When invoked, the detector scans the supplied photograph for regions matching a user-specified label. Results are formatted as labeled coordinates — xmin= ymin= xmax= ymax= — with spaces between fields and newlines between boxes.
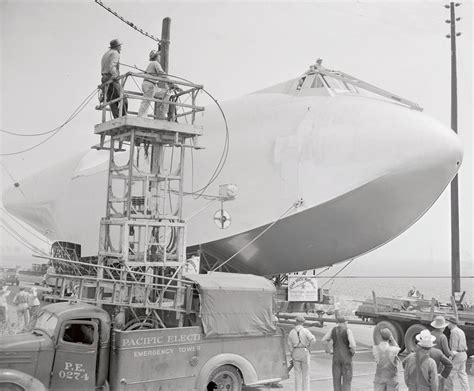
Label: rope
xmin=211 ymin=199 xmax=304 ymax=272
xmin=0 ymin=219 xmax=49 ymax=256
xmin=321 ymin=259 xmax=355 ymax=288
xmin=0 ymin=88 xmax=98 ymax=156
xmin=0 ymin=208 xmax=51 ymax=246
xmin=94 ymin=0 xmax=161 ymax=44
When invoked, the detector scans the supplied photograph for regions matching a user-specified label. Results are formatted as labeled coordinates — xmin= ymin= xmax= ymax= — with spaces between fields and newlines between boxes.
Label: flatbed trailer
xmin=354 ymin=292 xmax=474 ymax=375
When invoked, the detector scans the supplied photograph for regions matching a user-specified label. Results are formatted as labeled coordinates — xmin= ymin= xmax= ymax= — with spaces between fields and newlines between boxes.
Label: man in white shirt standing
xmin=287 ymin=314 xmax=316 ymax=391
xmin=445 ymin=316 xmax=470 ymax=391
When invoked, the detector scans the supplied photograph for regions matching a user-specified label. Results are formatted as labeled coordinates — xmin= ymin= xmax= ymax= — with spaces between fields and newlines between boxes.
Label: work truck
xmin=0 ymin=273 xmax=289 ymax=390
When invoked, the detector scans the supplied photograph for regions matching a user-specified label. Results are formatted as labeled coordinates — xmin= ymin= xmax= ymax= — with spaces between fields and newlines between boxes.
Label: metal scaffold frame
xmin=42 ymin=73 xmax=204 ymax=329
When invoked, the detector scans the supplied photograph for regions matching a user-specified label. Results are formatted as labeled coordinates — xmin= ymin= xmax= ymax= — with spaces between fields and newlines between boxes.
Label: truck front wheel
xmin=207 ymin=365 xmax=243 ymax=391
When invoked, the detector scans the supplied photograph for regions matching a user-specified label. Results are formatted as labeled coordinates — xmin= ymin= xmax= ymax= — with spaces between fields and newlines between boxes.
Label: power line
xmin=94 ymin=0 xmax=161 ymax=44
xmin=0 ymin=88 xmax=97 ymax=156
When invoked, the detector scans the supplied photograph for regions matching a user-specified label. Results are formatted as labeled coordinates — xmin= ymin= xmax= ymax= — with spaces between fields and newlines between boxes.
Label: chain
xmin=95 ymin=0 xmax=161 ymax=44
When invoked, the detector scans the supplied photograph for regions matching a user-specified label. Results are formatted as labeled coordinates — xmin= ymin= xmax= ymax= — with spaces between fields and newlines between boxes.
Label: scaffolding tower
xmin=44 ymin=71 xmax=205 ymax=329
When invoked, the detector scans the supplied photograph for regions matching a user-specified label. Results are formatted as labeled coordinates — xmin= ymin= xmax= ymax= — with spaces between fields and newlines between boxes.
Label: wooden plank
xmin=94 ymin=115 xmax=202 ymax=137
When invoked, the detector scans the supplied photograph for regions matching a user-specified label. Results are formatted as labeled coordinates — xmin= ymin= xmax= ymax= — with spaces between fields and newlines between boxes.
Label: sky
xmin=0 ymin=1 xmax=472 ymax=280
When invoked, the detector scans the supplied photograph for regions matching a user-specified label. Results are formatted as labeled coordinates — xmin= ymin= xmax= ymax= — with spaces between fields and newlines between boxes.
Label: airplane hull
xmin=3 ymin=75 xmax=463 ymax=275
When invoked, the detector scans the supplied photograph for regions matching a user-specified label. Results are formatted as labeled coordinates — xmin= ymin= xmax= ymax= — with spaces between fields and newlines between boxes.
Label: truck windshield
xmin=33 ymin=311 xmax=58 ymax=337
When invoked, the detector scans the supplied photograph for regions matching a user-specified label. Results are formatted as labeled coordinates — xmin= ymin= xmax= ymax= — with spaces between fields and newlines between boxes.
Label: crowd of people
xmin=0 ymin=285 xmax=40 ymax=331
xmin=288 ymin=314 xmax=470 ymax=391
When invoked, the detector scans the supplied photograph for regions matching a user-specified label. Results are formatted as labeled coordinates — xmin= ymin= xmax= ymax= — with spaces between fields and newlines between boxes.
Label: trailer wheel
xmin=207 ymin=365 xmax=242 ymax=391
xmin=404 ymin=324 xmax=427 ymax=353
xmin=373 ymin=320 xmax=405 ymax=350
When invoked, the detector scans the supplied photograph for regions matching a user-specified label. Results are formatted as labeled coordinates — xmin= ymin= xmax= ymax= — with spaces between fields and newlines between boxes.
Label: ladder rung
xmin=99 ymin=251 xmax=122 ymax=258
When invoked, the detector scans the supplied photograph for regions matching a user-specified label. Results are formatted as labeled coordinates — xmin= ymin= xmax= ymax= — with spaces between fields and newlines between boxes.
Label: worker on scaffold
xmin=101 ymin=39 xmax=128 ymax=118
xmin=138 ymin=48 xmax=171 ymax=120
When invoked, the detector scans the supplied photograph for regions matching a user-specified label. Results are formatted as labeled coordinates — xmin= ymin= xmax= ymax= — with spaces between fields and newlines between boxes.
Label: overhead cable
xmin=0 ymin=88 xmax=98 ymax=156
xmin=94 ymin=0 xmax=161 ymax=44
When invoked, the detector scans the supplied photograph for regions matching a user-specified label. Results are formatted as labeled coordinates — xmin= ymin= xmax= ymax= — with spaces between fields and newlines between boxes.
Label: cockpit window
xmin=321 ymin=76 xmax=357 ymax=93
xmin=33 ymin=311 xmax=58 ymax=337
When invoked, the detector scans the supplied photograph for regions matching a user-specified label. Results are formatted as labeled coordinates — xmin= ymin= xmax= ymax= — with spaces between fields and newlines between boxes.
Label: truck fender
xmin=0 ymin=368 xmax=47 ymax=391
xmin=195 ymin=353 xmax=257 ymax=390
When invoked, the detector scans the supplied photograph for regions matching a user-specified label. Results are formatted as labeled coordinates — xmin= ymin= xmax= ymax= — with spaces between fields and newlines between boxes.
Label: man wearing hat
xmin=137 ymin=48 xmax=170 ymax=119
xmin=322 ymin=315 xmax=357 ymax=391
xmin=373 ymin=328 xmax=401 ymax=390
xmin=445 ymin=317 xmax=469 ymax=391
xmin=101 ymin=39 xmax=128 ymax=118
xmin=431 ymin=316 xmax=453 ymax=358
xmin=403 ymin=330 xmax=439 ymax=391
xmin=287 ymin=314 xmax=316 ymax=391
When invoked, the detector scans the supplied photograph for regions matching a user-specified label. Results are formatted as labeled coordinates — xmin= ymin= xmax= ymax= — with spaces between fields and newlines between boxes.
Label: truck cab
xmin=0 ymin=272 xmax=289 ymax=390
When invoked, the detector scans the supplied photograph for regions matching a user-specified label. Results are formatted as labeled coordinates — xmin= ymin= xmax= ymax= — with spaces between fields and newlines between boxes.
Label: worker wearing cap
xmin=137 ymin=49 xmax=170 ymax=119
xmin=322 ymin=315 xmax=357 ymax=391
xmin=101 ymin=39 xmax=128 ymax=118
xmin=287 ymin=314 xmax=316 ymax=391
xmin=445 ymin=317 xmax=469 ymax=391
xmin=373 ymin=328 xmax=400 ymax=391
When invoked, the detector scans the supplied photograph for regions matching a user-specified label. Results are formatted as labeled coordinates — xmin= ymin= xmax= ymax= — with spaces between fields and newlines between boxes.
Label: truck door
xmin=50 ymin=319 xmax=99 ymax=390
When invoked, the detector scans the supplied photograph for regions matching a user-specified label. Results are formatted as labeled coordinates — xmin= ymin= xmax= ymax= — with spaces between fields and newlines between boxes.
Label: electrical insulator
xmin=455 ymin=2 xmax=461 ymax=6
xmin=456 ymin=17 xmax=461 ymax=21
xmin=445 ymin=19 xmax=451 ymax=23
xmin=446 ymin=34 xmax=451 ymax=38
xmin=444 ymin=4 xmax=450 ymax=8
xmin=456 ymin=32 xmax=462 ymax=36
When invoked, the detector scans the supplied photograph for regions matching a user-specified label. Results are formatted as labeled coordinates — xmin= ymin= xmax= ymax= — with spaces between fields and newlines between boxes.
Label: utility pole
xmin=445 ymin=2 xmax=462 ymax=297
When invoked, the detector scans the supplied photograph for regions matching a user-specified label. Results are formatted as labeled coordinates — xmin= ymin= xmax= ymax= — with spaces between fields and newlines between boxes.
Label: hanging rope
xmin=94 ymin=0 xmax=161 ymax=44
xmin=211 ymin=199 xmax=304 ymax=272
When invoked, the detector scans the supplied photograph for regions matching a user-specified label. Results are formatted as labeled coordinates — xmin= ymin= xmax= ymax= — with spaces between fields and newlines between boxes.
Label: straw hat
xmin=431 ymin=315 xmax=448 ymax=329
xmin=447 ymin=316 xmax=459 ymax=325
xmin=416 ymin=330 xmax=436 ymax=348
xmin=295 ymin=315 xmax=305 ymax=324
xmin=336 ymin=315 xmax=346 ymax=323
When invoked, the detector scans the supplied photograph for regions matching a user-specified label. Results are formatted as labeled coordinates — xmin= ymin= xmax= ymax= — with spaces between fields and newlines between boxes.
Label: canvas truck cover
xmin=186 ymin=272 xmax=277 ymax=338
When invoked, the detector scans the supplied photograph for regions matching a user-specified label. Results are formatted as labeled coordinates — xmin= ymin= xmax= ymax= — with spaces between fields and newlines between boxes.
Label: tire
xmin=373 ymin=320 xmax=405 ymax=350
xmin=207 ymin=365 xmax=242 ymax=391
xmin=404 ymin=324 xmax=427 ymax=353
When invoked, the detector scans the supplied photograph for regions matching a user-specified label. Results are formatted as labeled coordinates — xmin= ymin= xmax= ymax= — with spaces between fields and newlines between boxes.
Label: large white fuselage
xmin=3 ymin=75 xmax=463 ymax=275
